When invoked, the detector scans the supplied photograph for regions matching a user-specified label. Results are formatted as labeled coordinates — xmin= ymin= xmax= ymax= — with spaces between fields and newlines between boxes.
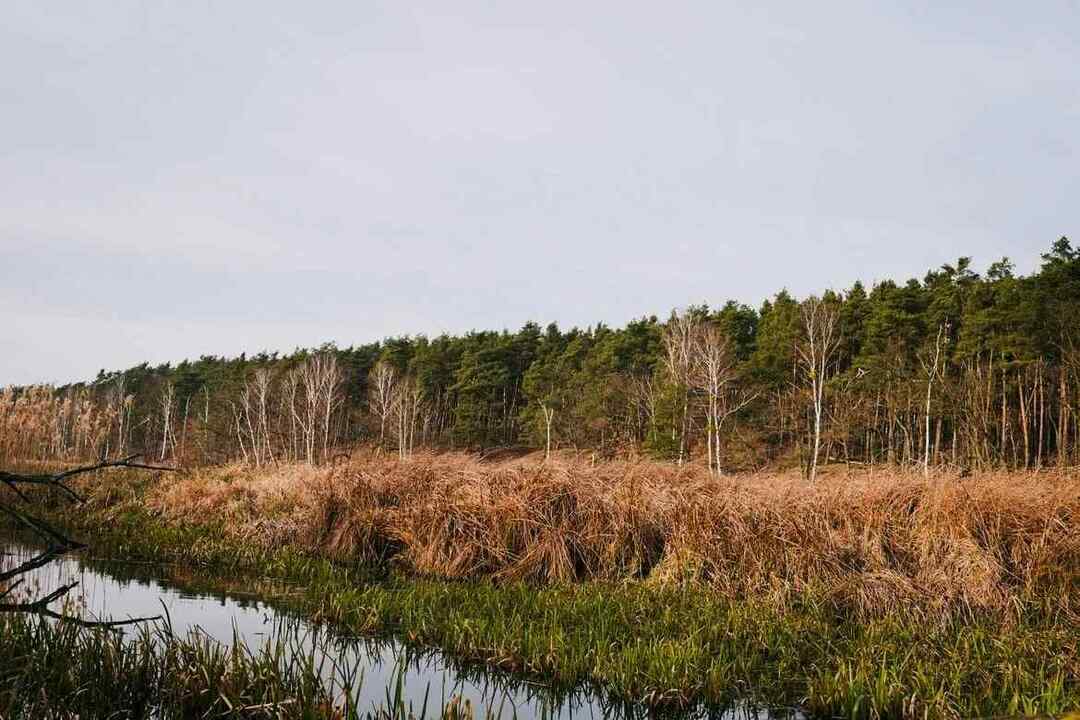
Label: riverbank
xmin=10 ymin=453 xmax=1080 ymax=718
xmin=112 ymin=452 xmax=1080 ymax=617
xmin=1 ymin=532 xmax=617 ymax=720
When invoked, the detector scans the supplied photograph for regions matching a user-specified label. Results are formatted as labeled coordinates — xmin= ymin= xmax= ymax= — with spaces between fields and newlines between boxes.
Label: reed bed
xmin=12 ymin=461 xmax=1080 ymax=719
xmin=0 ymin=611 xmax=504 ymax=720
xmin=80 ymin=451 xmax=1080 ymax=618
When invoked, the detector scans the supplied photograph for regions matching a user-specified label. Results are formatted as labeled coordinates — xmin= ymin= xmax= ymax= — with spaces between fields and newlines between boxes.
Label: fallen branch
xmin=0 ymin=454 xmax=177 ymax=504
xmin=0 ymin=454 xmax=174 ymax=627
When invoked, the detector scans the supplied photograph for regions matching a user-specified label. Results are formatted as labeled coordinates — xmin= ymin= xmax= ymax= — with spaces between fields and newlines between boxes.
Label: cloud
xmin=2 ymin=0 xmax=1076 ymax=383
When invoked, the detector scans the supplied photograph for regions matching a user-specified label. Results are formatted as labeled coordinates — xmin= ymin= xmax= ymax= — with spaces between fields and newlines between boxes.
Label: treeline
xmin=3 ymin=238 xmax=1079 ymax=474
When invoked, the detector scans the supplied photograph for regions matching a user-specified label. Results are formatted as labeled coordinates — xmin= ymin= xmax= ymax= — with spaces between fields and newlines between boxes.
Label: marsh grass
xmin=83 ymin=452 xmax=1080 ymax=619
xmin=8 ymin=453 xmax=1080 ymax=718
xmin=0 ymin=609 xmax=544 ymax=720
xmin=1 ymin=611 xmax=350 ymax=718
xmin=22 ymin=504 xmax=1080 ymax=719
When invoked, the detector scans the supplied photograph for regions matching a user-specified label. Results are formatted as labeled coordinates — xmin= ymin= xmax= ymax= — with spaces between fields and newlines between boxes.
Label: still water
xmin=1 ymin=535 xmax=794 ymax=720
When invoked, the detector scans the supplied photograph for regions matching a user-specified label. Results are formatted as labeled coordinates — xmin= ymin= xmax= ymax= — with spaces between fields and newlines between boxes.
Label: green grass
xmin=14 ymin=502 xmax=1080 ymax=719
xmin=0 ymin=610 xmax=510 ymax=719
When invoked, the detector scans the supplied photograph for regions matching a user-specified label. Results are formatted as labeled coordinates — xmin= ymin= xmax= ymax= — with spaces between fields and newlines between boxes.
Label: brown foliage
xmin=96 ymin=451 xmax=1080 ymax=618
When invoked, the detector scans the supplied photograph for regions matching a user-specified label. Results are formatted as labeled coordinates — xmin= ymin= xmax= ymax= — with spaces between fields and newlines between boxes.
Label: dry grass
xmin=97 ymin=451 xmax=1080 ymax=618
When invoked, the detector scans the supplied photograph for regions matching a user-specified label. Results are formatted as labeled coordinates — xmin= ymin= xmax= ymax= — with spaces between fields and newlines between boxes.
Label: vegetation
xmin=0 ymin=610 xmax=509 ymax=719
xmin=1 ymin=455 xmax=173 ymax=623
xmin=6 ymin=455 xmax=1074 ymax=718
xmin=4 ymin=555 xmax=1077 ymax=720
xmin=3 ymin=239 xmax=1080 ymax=473
xmin=3 ymin=240 xmax=1079 ymax=718
xmin=65 ymin=453 xmax=1080 ymax=619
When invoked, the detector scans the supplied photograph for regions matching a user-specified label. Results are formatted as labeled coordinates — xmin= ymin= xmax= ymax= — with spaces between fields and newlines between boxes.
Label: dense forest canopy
xmin=3 ymin=238 xmax=1079 ymax=473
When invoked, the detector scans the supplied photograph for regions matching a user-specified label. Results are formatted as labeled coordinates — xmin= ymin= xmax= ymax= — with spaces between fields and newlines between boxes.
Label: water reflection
xmin=1 ymin=536 xmax=798 ymax=720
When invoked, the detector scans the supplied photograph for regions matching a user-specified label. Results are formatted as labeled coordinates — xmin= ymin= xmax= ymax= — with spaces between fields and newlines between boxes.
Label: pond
xmin=0 ymin=534 xmax=796 ymax=720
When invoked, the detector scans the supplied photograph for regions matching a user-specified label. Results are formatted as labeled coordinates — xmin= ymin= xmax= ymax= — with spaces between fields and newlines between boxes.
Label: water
xmin=1 ymin=535 xmax=794 ymax=719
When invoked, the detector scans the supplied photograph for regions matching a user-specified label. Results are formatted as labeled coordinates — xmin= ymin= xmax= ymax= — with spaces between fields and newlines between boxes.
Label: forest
xmin=4 ymin=240 xmax=1080 ymax=719
xmin=4 ymin=237 xmax=1079 ymax=475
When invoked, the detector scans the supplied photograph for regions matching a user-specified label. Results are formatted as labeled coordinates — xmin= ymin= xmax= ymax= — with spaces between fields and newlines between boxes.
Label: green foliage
xmin=18 ymin=238 xmax=1080 ymax=468
xmin=749 ymin=290 xmax=800 ymax=386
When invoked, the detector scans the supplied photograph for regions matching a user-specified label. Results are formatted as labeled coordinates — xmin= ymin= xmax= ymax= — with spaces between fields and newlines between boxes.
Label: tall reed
xmin=76 ymin=451 xmax=1080 ymax=618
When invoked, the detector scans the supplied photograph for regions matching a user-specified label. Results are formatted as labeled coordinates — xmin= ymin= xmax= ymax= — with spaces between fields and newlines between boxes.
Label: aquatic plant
xmin=0 ymin=611 xmax=521 ymax=720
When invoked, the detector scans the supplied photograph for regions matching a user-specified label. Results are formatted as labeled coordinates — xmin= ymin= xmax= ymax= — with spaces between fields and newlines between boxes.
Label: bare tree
xmin=662 ymin=309 xmax=701 ymax=466
xmin=796 ymin=297 xmax=841 ymax=483
xmin=318 ymin=355 xmax=344 ymax=461
xmin=238 ymin=380 xmax=261 ymax=467
xmin=920 ymin=322 xmax=949 ymax=477
xmin=393 ymin=375 xmax=424 ymax=459
xmin=691 ymin=324 xmax=757 ymax=475
xmin=253 ymin=368 xmax=276 ymax=466
xmin=369 ymin=360 xmax=397 ymax=448
xmin=298 ymin=352 xmax=344 ymax=464
xmin=539 ymin=400 xmax=556 ymax=460
xmin=158 ymin=382 xmax=175 ymax=462
xmin=300 ymin=360 xmax=320 ymax=464
xmin=230 ymin=400 xmax=250 ymax=466
xmin=627 ymin=372 xmax=662 ymax=448
xmin=281 ymin=368 xmax=301 ymax=463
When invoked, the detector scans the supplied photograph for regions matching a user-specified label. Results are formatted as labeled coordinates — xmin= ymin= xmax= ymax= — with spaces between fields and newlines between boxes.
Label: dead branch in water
xmin=0 ymin=454 xmax=175 ymax=625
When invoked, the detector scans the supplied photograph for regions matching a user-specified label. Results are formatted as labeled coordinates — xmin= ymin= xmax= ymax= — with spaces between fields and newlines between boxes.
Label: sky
xmin=2 ymin=1 xmax=1077 ymax=386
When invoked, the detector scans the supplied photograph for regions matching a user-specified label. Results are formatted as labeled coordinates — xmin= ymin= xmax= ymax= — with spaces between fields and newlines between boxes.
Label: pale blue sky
xmin=2 ymin=1 xmax=1077 ymax=385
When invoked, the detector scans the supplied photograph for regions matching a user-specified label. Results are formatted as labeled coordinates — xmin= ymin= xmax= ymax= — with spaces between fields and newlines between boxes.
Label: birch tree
xmin=318 ymin=354 xmax=344 ymax=461
xmin=539 ymin=400 xmax=555 ymax=460
xmin=281 ymin=368 xmax=301 ymax=463
xmin=369 ymin=360 xmax=397 ymax=448
xmin=691 ymin=324 xmax=757 ymax=475
xmin=300 ymin=360 xmax=321 ymax=464
xmin=796 ymin=296 xmax=840 ymax=482
xmin=300 ymin=352 xmax=344 ymax=464
xmin=662 ymin=309 xmax=701 ymax=465
xmin=393 ymin=374 xmax=424 ymax=459
xmin=238 ymin=380 xmax=261 ymax=466
xmin=253 ymin=367 xmax=275 ymax=466
xmin=158 ymin=382 xmax=175 ymax=462
xmin=919 ymin=322 xmax=948 ymax=477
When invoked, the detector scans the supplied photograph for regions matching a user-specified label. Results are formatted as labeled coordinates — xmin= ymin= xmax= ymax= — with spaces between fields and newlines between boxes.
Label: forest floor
xmin=9 ymin=452 xmax=1080 ymax=718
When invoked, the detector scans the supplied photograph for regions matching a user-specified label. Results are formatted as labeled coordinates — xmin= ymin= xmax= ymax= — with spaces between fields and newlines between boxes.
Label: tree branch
xmin=0 ymin=454 xmax=177 ymax=505
xmin=1 ymin=454 xmax=175 ymax=625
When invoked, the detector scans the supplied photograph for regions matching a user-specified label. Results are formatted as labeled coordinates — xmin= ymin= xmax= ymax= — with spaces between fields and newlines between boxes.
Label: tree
xmin=797 ymin=296 xmax=841 ymax=482
xmin=297 ymin=351 xmax=343 ymax=465
xmin=368 ymin=360 xmax=397 ymax=448
xmin=392 ymin=374 xmax=424 ymax=459
xmin=691 ymin=324 xmax=757 ymax=475
xmin=4 ymin=238 xmax=1079 ymax=471
xmin=920 ymin=322 xmax=949 ymax=477
xmin=253 ymin=367 xmax=275 ymax=466
xmin=451 ymin=336 xmax=517 ymax=448
xmin=158 ymin=381 xmax=175 ymax=462
xmin=662 ymin=309 xmax=702 ymax=465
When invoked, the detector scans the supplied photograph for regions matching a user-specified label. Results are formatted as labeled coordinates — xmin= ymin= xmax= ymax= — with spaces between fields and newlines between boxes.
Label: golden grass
xmin=104 ymin=451 xmax=1080 ymax=618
